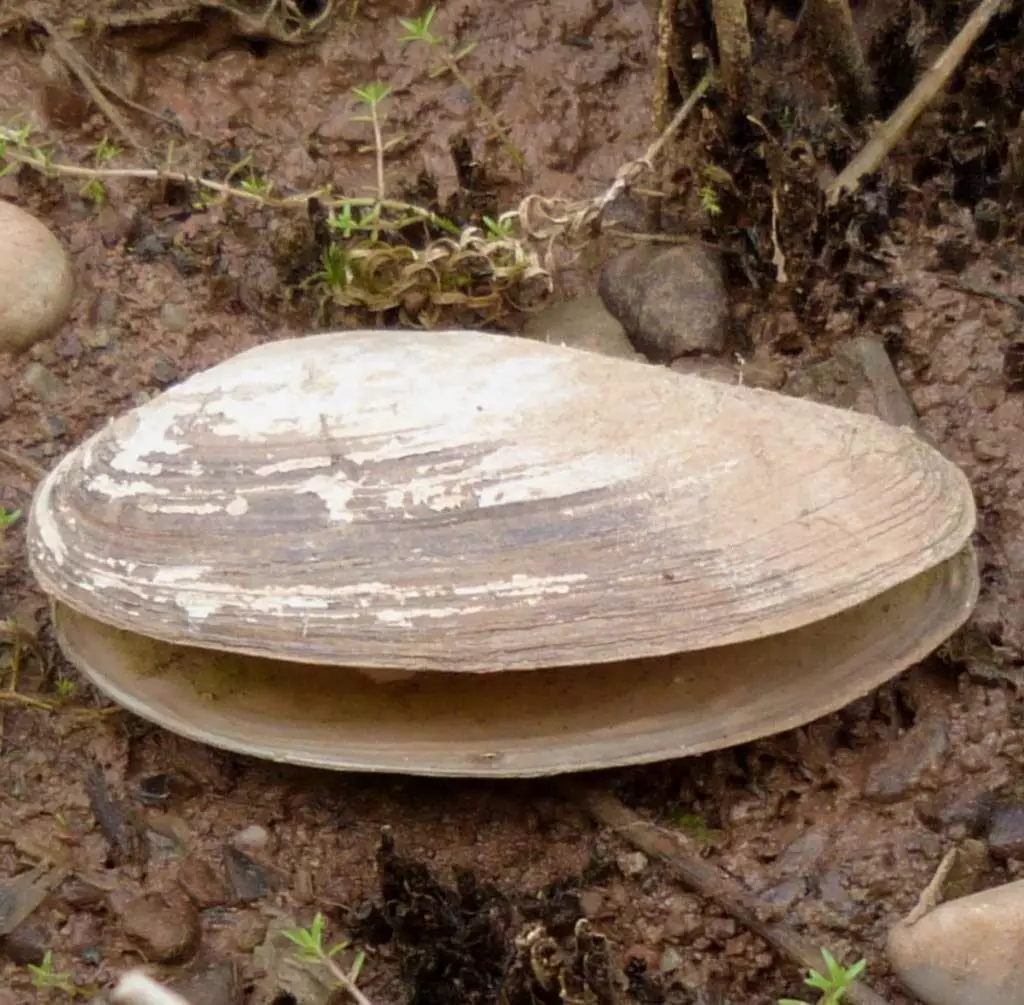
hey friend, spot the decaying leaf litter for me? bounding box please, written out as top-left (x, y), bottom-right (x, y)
top-left (2, 0), bottom-right (1024, 1002)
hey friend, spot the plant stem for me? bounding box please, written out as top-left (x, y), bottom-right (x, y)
top-left (319, 952), bottom-right (376, 1005)
top-left (369, 100), bottom-right (386, 202)
top-left (441, 54), bottom-right (525, 173)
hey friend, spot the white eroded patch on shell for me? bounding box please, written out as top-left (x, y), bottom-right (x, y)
top-left (85, 473), bottom-right (168, 499)
top-left (254, 457), bottom-right (331, 477)
top-left (30, 450), bottom-right (79, 565)
top-left (108, 570), bottom-right (594, 628)
top-left (374, 605), bottom-right (486, 628)
top-left (452, 573), bottom-right (588, 598)
top-left (152, 566), bottom-right (212, 585)
top-left (294, 473), bottom-right (355, 521)
top-left (139, 502), bottom-right (223, 516)
top-left (108, 398), bottom-right (199, 475)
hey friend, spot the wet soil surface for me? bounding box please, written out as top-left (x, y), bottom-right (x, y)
top-left (3, 1), bottom-right (1024, 1003)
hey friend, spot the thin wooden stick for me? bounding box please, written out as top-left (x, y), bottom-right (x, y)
top-left (579, 789), bottom-right (894, 1005)
top-left (826, 0), bottom-right (1007, 205)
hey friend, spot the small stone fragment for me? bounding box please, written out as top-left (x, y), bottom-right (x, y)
top-left (578, 890), bottom-right (604, 918)
top-left (179, 852), bottom-right (231, 908)
top-left (887, 879), bottom-right (1024, 1005)
top-left (231, 824), bottom-right (270, 855)
top-left (917, 790), bottom-right (995, 836)
top-left (1003, 341), bottom-right (1024, 392)
top-left (0, 199), bottom-right (75, 355)
top-left (616, 851), bottom-right (648, 877)
top-left (784, 336), bottom-right (920, 431)
top-left (232, 911), bottom-right (269, 953)
top-left (598, 243), bottom-right (728, 362)
top-left (864, 717), bottom-right (949, 804)
top-left (2, 923), bottom-right (47, 965)
top-left (0, 378), bottom-right (13, 417)
top-left (973, 198), bottom-right (1002, 242)
top-left (223, 845), bottom-right (270, 902)
top-left (169, 963), bottom-right (240, 1005)
top-left (118, 892), bottom-right (200, 963)
top-left (22, 362), bottom-right (65, 404)
top-left (159, 302), bottom-right (190, 333)
top-left (521, 295), bottom-right (643, 360)
top-left (987, 803), bottom-right (1024, 860)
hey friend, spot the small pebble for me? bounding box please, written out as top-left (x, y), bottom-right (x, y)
top-left (170, 963), bottom-right (240, 1005)
top-left (2, 923), bottom-right (47, 965)
top-left (160, 302), bottom-right (190, 332)
top-left (0, 199), bottom-right (75, 355)
top-left (578, 890), bottom-right (604, 917)
top-left (223, 845), bottom-right (270, 902)
top-left (150, 357), bottom-right (179, 387)
top-left (232, 911), bottom-right (269, 953)
top-left (179, 852), bottom-right (231, 908)
top-left (616, 851), bottom-right (648, 877)
top-left (22, 362), bottom-right (65, 404)
top-left (598, 243), bottom-right (728, 362)
top-left (986, 803), bottom-right (1024, 860)
top-left (232, 824), bottom-right (270, 855)
top-left (1003, 341), bottom-right (1024, 392)
top-left (0, 378), bottom-right (13, 417)
top-left (90, 291), bottom-right (119, 326)
top-left (887, 878), bottom-right (1024, 1005)
top-left (863, 718), bottom-right (949, 804)
top-left (118, 892), bottom-right (200, 964)
top-left (973, 198), bottom-right (1002, 242)
top-left (658, 947), bottom-right (683, 974)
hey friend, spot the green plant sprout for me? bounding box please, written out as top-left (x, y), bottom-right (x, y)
top-left (779, 948), bottom-right (867, 1005)
top-left (398, 6), bottom-right (525, 173)
top-left (700, 183), bottom-right (722, 216)
top-left (0, 506), bottom-right (21, 535)
top-left (27, 951), bottom-right (78, 996)
top-left (93, 136), bottom-right (121, 166)
top-left (240, 173), bottom-right (274, 198)
top-left (482, 214), bottom-right (516, 239)
top-left (352, 81), bottom-right (404, 202)
top-left (282, 913), bottom-right (369, 1005)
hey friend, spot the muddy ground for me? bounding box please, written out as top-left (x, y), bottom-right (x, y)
top-left (2, 0), bottom-right (1024, 1003)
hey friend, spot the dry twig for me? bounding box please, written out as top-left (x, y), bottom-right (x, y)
top-left (579, 788), bottom-right (894, 1005)
top-left (827, 0), bottom-right (1007, 204)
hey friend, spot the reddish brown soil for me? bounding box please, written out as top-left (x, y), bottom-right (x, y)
top-left (2, 2), bottom-right (1024, 1004)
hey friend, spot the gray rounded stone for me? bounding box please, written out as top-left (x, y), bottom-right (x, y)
top-left (0, 199), bottom-right (74, 355)
top-left (598, 243), bottom-right (728, 362)
top-left (887, 879), bottom-right (1024, 1005)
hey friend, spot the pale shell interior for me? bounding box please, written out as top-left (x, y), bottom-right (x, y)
top-left (53, 545), bottom-right (979, 777)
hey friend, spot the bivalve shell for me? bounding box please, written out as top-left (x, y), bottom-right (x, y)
top-left (26, 328), bottom-right (979, 776)
top-left (28, 328), bottom-right (975, 673)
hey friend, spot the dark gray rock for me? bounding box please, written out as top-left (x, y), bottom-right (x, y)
top-left (598, 243), bottom-right (728, 362)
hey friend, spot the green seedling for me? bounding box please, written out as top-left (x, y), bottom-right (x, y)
top-left (482, 214), bottom-right (516, 239)
top-left (779, 948), bottom-right (867, 1005)
top-left (352, 81), bottom-right (405, 202)
top-left (675, 811), bottom-right (724, 845)
top-left (93, 136), bottom-right (121, 167)
top-left (282, 913), bottom-right (367, 1000)
top-left (240, 174), bottom-right (274, 198)
top-left (27, 951), bottom-right (77, 996)
top-left (0, 506), bottom-right (21, 535)
top-left (700, 183), bottom-right (723, 216)
top-left (398, 6), bottom-right (524, 173)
